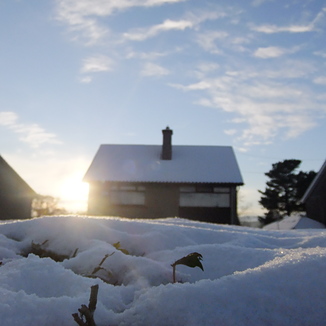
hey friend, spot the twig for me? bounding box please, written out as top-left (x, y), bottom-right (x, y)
top-left (88, 284), bottom-right (99, 315)
top-left (72, 285), bottom-right (99, 326)
top-left (172, 264), bottom-right (176, 283)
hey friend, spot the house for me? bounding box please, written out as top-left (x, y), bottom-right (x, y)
top-left (0, 155), bottom-right (36, 220)
top-left (83, 127), bottom-right (244, 224)
top-left (301, 159), bottom-right (326, 225)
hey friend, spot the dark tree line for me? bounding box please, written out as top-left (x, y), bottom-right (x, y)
top-left (259, 159), bottom-right (316, 225)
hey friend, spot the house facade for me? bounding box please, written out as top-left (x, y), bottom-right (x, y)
top-left (0, 155), bottom-right (36, 220)
top-left (83, 127), bottom-right (244, 224)
top-left (302, 160), bottom-right (326, 225)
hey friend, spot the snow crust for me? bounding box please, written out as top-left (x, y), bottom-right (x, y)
top-left (263, 215), bottom-right (325, 230)
top-left (0, 215), bottom-right (326, 325)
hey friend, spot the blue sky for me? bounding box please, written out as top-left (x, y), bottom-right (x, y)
top-left (0, 0), bottom-right (325, 215)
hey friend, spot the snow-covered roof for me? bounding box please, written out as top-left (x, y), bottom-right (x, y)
top-left (83, 144), bottom-right (244, 184)
top-left (263, 215), bottom-right (325, 230)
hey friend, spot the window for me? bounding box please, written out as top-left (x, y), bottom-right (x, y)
top-left (110, 191), bottom-right (145, 205)
top-left (179, 185), bottom-right (230, 207)
top-left (103, 184), bottom-right (146, 206)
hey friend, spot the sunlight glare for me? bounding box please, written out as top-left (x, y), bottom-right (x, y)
top-left (59, 172), bottom-right (89, 213)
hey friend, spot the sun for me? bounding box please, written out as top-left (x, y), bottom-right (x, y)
top-left (59, 173), bottom-right (89, 213)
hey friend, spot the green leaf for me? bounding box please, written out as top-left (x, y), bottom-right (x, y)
top-left (172, 252), bottom-right (204, 271)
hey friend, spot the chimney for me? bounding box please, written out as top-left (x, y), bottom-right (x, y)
top-left (161, 126), bottom-right (173, 160)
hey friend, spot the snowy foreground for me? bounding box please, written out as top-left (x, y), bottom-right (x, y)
top-left (1, 216), bottom-right (326, 326)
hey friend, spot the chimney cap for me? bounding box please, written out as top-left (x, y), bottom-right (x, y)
top-left (162, 126), bottom-right (173, 133)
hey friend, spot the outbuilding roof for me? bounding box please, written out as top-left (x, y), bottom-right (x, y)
top-left (83, 144), bottom-right (244, 184)
top-left (0, 155), bottom-right (36, 196)
top-left (301, 159), bottom-right (326, 203)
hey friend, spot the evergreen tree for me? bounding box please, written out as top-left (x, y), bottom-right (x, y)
top-left (259, 159), bottom-right (316, 224)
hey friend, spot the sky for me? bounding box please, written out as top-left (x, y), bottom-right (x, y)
top-left (0, 0), bottom-right (325, 215)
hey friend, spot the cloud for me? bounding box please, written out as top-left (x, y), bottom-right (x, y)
top-left (0, 111), bottom-right (17, 126)
top-left (79, 76), bottom-right (93, 83)
top-left (195, 31), bottom-right (228, 54)
top-left (0, 111), bottom-right (61, 148)
top-left (141, 62), bottom-right (170, 77)
top-left (314, 50), bottom-right (326, 58)
top-left (251, 0), bottom-right (272, 7)
top-left (126, 50), bottom-right (169, 60)
top-left (57, 0), bottom-right (224, 44)
top-left (81, 55), bottom-right (114, 73)
top-left (56, 0), bottom-right (189, 44)
top-left (193, 62), bottom-right (220, 78)
top-left (224, 129), bottom-right (237, 136)
top-left (314, 76), bottom-right (326, 85)
top-left (123, 19), bottom-right (194, 41)
top-left (170, 62), bottom-right (323, 149)
top-left (251, 24), bottom-right (314, 34)
top-left (251, 7), bottom-right (326, 34)
top-left (254, 45), bottom-right (301, 59)
top-left (122, 9), bottom-right (225, 42)
top-left (253, 46), bottom-right (288, 58)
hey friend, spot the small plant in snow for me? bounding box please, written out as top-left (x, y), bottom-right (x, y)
top-left (171, 252), bottom-right (204, 283)
top-left (24, 240), bottom-right (73, 262)
top-left (72, 284), bottom-right (99, 326)
top-left (85, 242), bottom-right (129, 283)
top-left (112, 242), bottom-right (129, 255)
top-left (86, 253), bottom-right (114, 283)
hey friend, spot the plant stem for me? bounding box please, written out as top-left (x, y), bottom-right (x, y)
top-left (172, 264), bottom-right (176, 283)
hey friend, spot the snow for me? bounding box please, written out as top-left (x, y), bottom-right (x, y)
top-left (1, 215), bottom-right (326, 325)
top-left (263, 215), bottom-right (325, 230)
top-left (83, 144), bottom-right (243, 184)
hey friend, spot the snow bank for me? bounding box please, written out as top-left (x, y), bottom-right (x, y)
top-left (0, 215), bottom-right (326, 325)
top-left (263, 215), bottom-right (325, 230)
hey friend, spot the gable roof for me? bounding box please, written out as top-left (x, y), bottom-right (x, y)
top-left (83, 144), bottom-right (244, 184)
top-left (0, 155), bottom-right (36, 196)
top-left (302, 159), bottom-right (326, 203)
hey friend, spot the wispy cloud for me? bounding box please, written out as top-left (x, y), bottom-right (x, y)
top-left (126, 50), bottom-right (170, 60)
top-left (0, 111), bottom-right (17, 126)
top-left (195, 31), bottom-right (228, 54)
top-left (141, 62), bottom-right (170, 77)
top-left (251, 0), bottom-right (272, 7)
top-left (79, 76), bottom-right (93, 83)
top-left (253, 46), bottom-right (298, 58)
top-left (313, 76), bottom-right (326, 85)
top-left (170, 62), bottom-right (323, 149)
top-left (314, 50), bottom-right (326, 58)
top-left (123, 19), bottom-right (193, 41)
top-left (123, 10), bottom-right (224, 42)
top-left (56, 0), bottom-right (189, 44)
top-left (81, 55), bottom-right (114, 73)
top-left (251, 7), bottom-right (326, 34)
top-left (251, 23), bottom-right (314, 34)
top-left (0, 112), bottom-right (61, 148)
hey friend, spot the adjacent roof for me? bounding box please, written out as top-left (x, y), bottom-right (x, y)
top-left (83, 144), bottom-right (244, 184)
top-left (0, 155), bottom-right (36, 196)
top-left (301, 159), bottom-right (326, 203)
